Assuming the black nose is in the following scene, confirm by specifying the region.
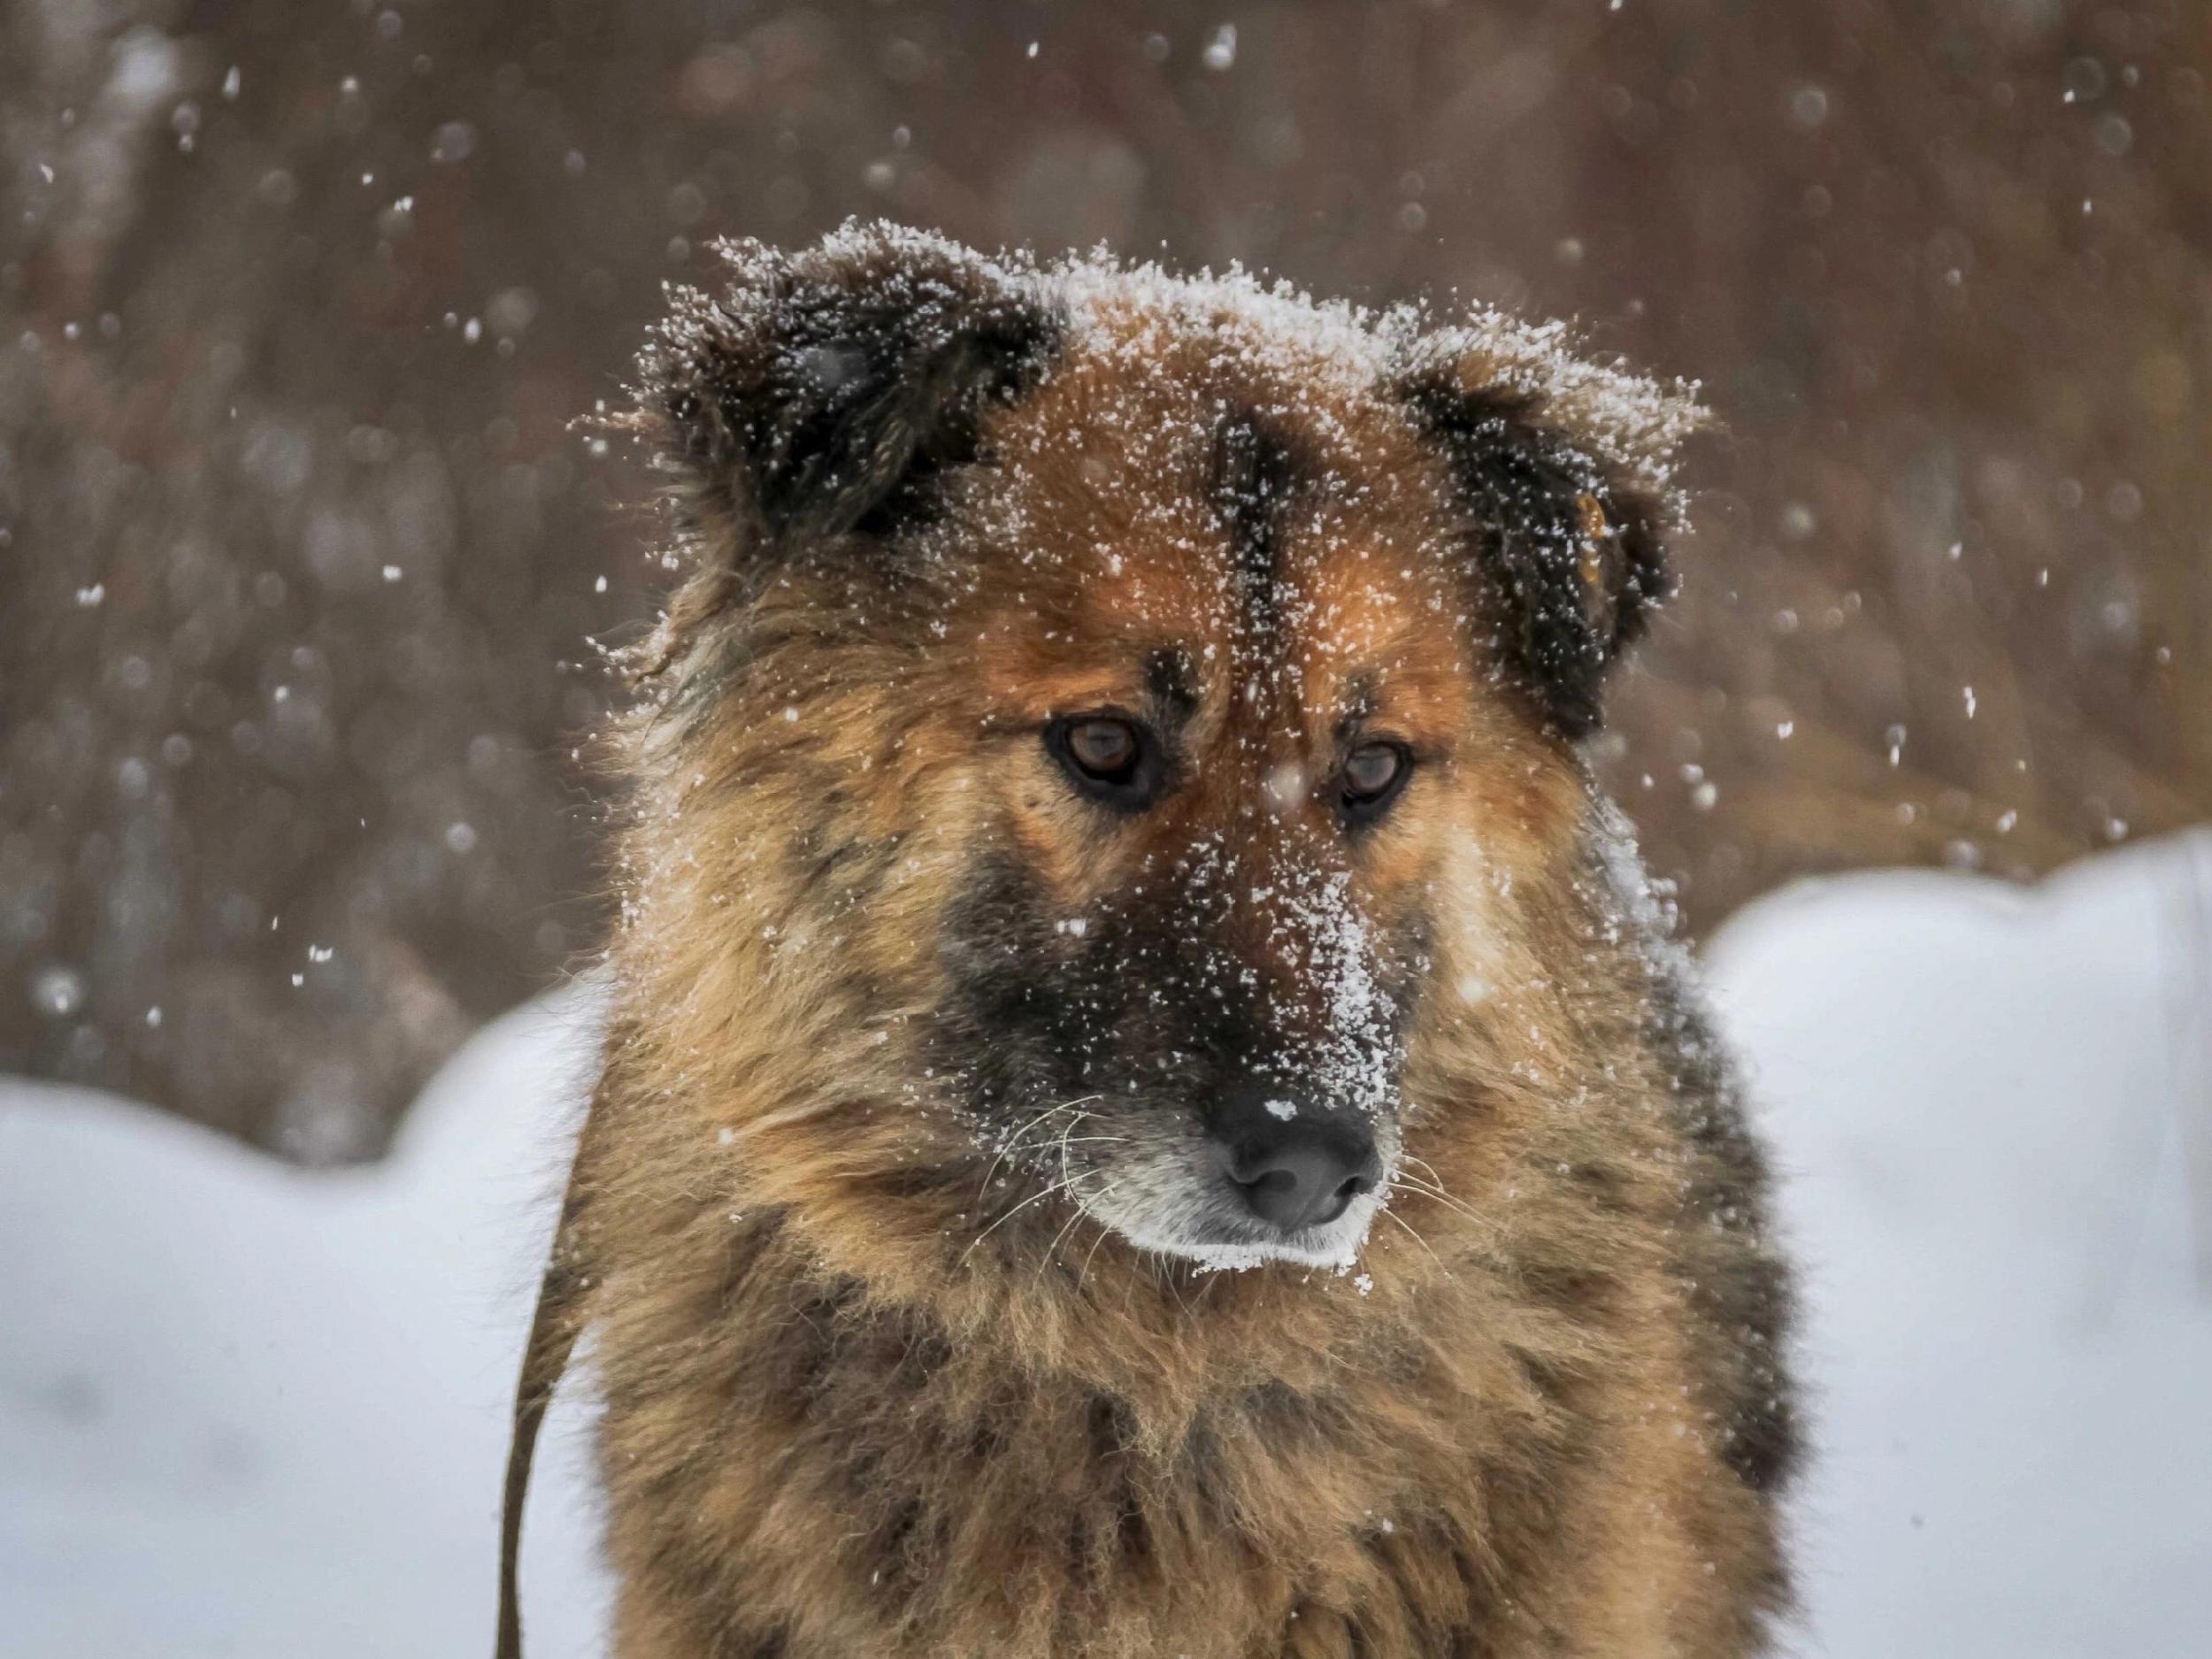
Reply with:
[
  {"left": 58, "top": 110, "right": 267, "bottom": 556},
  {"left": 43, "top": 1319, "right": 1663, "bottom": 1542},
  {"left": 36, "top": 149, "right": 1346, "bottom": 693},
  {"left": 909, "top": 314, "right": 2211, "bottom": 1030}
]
[{"left": 1210, "top": 1095, "right": 1382, "bottom": 1233}]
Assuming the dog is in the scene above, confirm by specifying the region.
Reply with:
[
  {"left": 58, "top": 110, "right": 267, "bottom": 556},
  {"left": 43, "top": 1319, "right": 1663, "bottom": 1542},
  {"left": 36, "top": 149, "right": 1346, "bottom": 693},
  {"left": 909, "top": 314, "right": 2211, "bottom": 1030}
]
[{"left": 496, "top": 221, "right": 1796, "bottom": 1659}]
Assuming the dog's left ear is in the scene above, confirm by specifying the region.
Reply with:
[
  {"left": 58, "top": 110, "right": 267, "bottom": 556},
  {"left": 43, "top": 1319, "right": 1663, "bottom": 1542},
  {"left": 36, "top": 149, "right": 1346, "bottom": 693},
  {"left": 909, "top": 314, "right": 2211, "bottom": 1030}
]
[
  {"left": 1400, "top": 345, "right": 1689, "bottom": 739},
  {"left": 641, "top": 223, "right": 1062, "bottom": 571}
]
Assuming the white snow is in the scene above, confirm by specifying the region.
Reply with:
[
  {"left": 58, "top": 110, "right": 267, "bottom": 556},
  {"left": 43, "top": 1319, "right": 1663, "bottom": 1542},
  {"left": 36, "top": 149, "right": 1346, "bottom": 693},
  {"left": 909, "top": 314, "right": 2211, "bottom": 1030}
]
[
  {"left": 4, "top": 834, "right": 2208, "bottom": 1656},
  {"left": 0, "top": 992, "right": 615, "bottom": 1658},
  {"left": 1704, "top": 830, "right": 2212, "bottom": 1658},
  {"left": 666, "top": 221, "right": 1697, "bottom": 507}
]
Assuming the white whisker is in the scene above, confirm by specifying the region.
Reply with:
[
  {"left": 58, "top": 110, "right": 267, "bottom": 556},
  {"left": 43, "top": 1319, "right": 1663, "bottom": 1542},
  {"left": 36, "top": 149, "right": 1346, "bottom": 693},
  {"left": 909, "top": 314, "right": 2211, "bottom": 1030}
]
[
  {"left": 961, "top": 1171, "right": 1087, "bottom": 1264},
  {"left": 1378, "top": 1202, "right": 1451, "bottom": 1276}
]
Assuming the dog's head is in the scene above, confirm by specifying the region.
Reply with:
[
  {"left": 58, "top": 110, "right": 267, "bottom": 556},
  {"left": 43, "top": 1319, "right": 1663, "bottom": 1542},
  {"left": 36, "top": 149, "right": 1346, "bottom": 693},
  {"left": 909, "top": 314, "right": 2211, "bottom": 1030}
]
[{"left": 626, "top": 224, "right": 1693, "bottom": 1273}]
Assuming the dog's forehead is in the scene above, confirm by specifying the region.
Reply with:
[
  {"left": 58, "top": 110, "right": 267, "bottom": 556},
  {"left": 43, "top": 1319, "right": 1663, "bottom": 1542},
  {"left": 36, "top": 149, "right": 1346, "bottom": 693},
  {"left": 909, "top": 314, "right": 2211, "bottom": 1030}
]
[{"left": 972, "top": 300, "right": 1466, "bottom": 715}]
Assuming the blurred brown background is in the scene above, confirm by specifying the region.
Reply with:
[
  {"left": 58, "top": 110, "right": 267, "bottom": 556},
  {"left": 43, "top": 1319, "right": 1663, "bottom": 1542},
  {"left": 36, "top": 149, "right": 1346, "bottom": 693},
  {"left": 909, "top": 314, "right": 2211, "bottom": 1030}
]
[{"left": 4, "top": 0, "right": 2206, "bottom": 1160}]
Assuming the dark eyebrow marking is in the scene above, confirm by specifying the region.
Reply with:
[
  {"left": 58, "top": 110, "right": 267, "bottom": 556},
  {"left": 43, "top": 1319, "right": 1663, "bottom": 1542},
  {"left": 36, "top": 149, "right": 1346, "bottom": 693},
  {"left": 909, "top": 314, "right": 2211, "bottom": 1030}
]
[
  {"left": 1211, "top": 412, "right": 1299, "bottom": 630},
  {"left": 1333, "top": 672, "right": 1379, "bottom": 743},
  {"left": 1144, "top": 648, "right": 1201, "bottom": 726}
]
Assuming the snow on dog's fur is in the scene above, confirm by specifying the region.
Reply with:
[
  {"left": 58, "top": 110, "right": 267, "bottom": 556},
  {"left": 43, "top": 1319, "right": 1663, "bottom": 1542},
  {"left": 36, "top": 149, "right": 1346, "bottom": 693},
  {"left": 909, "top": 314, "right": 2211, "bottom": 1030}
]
[{"left": 511, "top": 223, "right": 1796, "bottom": 1659}]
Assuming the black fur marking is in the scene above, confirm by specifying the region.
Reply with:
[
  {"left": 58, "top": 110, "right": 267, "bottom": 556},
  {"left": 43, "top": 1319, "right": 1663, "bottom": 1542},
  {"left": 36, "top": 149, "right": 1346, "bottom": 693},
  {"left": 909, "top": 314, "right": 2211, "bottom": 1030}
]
[
  {"left": 1400, "top": 380, "right": 1671, "bottom": 738},
  {"left": 933, "top": 850, "right": 1281, "bottom": 1133},
  {"left": 934, "top": 845, "right": 1422, "bottom": 1191},
  {"left": 1640, "top": 970, "right": 1802, "bottom": 1497},
  {"left": 649, "top": 233, "right": 1064, "bottom": 567},
  {"left": 1142, "top": 647, "right": 1201, "bottom": 727},
  {"left": 1333, "top": 672, "right": 1379, "bottom": 744},
  {"left": 1211, "top": 413, "right": 1299, "bottom": 634}
]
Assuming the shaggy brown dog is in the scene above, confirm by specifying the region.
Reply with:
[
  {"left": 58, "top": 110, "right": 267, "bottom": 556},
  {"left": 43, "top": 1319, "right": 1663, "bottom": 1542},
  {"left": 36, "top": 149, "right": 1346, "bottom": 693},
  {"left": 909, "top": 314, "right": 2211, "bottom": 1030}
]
[{"left": 497, "top": 223, "right": 1796, "bottom": 1659}]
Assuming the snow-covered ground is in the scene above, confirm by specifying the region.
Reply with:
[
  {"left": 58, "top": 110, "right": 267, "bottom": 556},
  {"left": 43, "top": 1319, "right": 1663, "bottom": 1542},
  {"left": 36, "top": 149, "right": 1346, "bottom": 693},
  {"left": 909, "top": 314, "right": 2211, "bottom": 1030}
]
[
  {"left": 4, "top": 834, "right": 2208, "bottom": 1657},
  {"left": 1710, "top": 834, "right": 2212, "bottom": 1658},
  {"left": 0, "top": 995, "right": 616, "bottom": 1658}
]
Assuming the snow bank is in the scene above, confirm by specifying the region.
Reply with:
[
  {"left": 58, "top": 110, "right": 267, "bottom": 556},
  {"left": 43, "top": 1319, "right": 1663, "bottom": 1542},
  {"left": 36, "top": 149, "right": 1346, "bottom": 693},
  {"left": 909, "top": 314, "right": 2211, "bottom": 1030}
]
[
  {"left": 0, "top": 993, "right": 615, "bottom": 1658},
  {"left": 1704, "top": 831, "right": 2212, "bottom": 1659},
  {"left": 4, "top": 834, "right": 2208, "bottom": 1656}
]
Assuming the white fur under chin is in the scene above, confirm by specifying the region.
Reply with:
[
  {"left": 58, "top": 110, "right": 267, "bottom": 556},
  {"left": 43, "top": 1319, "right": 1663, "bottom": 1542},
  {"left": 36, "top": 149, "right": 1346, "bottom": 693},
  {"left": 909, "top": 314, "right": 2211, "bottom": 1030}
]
[{"left": 1078, "top": 1170, "right": 1389, "bottom": 1273}]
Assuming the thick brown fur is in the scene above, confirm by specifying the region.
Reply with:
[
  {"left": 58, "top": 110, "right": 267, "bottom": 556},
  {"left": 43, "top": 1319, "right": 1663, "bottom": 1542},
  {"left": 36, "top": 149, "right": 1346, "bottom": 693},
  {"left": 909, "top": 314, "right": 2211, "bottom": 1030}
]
[{"left": 534, "top": 224, "right": 1794, "bottom": 1659}]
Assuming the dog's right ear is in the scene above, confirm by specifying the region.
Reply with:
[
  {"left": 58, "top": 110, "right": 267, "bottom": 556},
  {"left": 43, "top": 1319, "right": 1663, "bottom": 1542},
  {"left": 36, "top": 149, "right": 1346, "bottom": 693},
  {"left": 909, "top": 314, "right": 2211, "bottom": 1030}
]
[
  {"left": 640, "top": 222, "right": 1062, "bottom": 573},
  {"left": 1394, "top": 327, "right": 1698, "bottom": 741}
]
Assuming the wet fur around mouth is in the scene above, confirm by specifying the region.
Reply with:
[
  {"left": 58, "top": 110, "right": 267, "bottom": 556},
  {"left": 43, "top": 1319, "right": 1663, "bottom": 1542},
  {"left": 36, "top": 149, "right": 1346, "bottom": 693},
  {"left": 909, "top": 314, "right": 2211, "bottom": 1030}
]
[{"left": 502, "top": 223, "right": 1798, "bottom": 1659}]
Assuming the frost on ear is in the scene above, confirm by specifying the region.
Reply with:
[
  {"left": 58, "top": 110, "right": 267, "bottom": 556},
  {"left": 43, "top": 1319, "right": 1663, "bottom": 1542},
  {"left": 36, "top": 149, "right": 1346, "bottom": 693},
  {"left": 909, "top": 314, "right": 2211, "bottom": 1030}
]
[
  {"left": 1399, "top": 323, "right": 1701, "bottom": 739},
  {"left": 637, "top": 221, "right": 1063, "bottom": 569}
]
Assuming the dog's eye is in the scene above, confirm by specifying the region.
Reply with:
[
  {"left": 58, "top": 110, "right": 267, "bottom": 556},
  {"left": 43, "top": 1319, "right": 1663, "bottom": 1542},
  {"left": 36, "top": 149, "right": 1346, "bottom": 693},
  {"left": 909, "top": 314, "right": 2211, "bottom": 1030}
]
[
  {"left": 1340, "top": 741, "right": 1411, "bottom": 824},
  {"left": 1066, "top": 718, "right": 1138, "bottom": 779},
  {"left": 1047, "top": 715, "right": 1165, "bottom": 811}
]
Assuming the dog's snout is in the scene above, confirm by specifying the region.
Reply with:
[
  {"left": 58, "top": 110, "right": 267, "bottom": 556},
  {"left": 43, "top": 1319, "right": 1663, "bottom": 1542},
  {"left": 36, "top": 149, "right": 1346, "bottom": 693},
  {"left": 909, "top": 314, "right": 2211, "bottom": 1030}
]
[{"left": 1210, "top": 1092, "right": 1381, "bottom": 1233}]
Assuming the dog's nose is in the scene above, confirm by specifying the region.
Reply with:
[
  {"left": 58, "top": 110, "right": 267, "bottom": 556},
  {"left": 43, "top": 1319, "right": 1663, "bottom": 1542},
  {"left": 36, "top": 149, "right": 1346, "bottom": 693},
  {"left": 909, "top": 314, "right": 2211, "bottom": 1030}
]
[{"left": 1210, "top": 1097, "right": 1382, "bottom": 1233}]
